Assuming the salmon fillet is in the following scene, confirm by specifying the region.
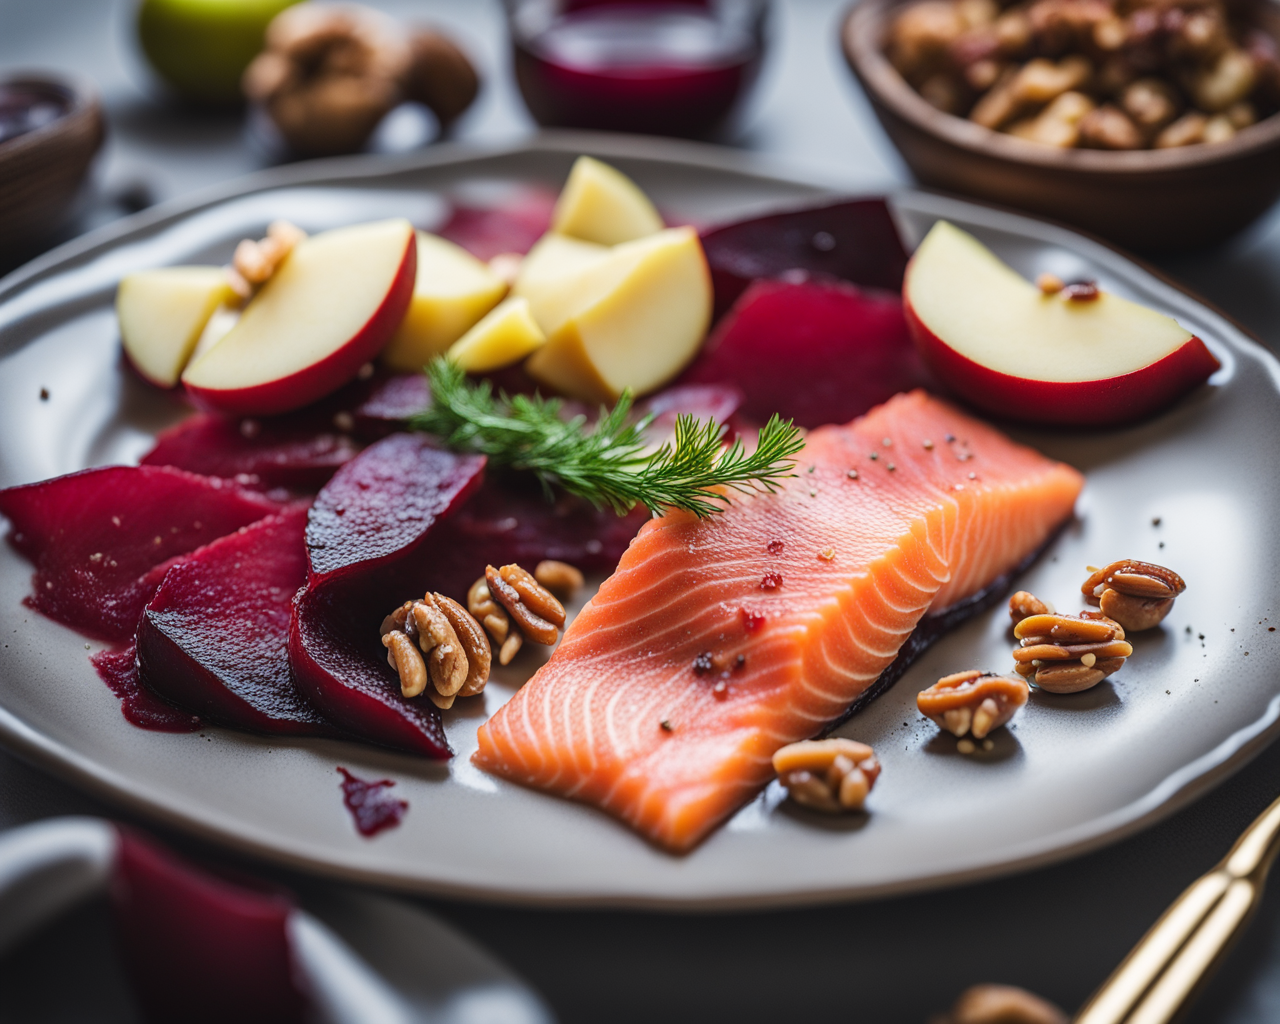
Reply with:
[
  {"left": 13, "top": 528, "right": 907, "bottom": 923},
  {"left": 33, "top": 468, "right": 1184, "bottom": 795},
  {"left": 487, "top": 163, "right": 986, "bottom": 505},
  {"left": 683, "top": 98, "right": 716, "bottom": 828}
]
[{"left": 473, "top": 391, "right": 1084, "bottom": 852}]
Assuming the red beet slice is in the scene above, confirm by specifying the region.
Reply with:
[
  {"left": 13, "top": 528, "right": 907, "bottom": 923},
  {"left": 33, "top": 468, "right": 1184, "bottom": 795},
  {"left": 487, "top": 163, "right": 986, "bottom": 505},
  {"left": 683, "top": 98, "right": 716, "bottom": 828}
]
[
  {"left": 92, "top": 644, "right": 203, "bottom": 732},
  {"left": 112, "top": 830, "right": 306, "bottom": 1024},
  {"left": 677, "top": 278, "right": 931, "bottom": 429},
  {"left": 635, "top": 382, "right": 745, "bottom": 447},
  {"left": 699, "top": 197, "right": 910, "bottom": 320},
  {"left": 438, "top": 189, "right": 557, "bottom": 260},
  {"left": 137, "top": 507, "right": 335, "bottom": 736},
  {"left": 141, "top": 413, "right": 361, "bottom": 491},
  {"left": 0, "top": 466, "right": 281, "bottom": 642},
  {"left": 289, "top": 434, "right": 486, "bottom": 757},
  {"left": 346, "top": 371, "right": 431, "bottom": 438}
]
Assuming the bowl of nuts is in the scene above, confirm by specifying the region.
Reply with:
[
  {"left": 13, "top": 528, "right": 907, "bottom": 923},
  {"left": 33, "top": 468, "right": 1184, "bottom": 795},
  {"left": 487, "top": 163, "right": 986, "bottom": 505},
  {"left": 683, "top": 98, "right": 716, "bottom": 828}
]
[{"left": 841, "top": 0, "right": 1280, "bottom": 250}]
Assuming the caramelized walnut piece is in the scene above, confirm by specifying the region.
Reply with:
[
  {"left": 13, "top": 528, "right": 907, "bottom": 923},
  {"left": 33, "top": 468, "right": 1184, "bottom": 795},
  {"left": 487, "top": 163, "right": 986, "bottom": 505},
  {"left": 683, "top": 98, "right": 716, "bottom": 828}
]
[
  {"left": 918, "top": 670, "right": 1030, "bottom": 738},
  {"left": 773, "top": 739, "right": 882, "bottom": 813},
  {"left": 486, "top": 564, "right": 564, "bottom": 645},
  {"left": 534, "top": 560, "right": 585, "bottom": 600},
  {"left": 1013, "top": 611, "right": 1132, "bottom": 692},
  {"left": 382, "top": 630, "right": 427, "bottom": 698},
  {"left": 942, "top": 983, "right": 1069, "bottom": 1024},
  {"left": 1081, "top": 559, "right": 1185, "bottom": 631},
  {"left": 230, "top": 220, "right": 307, "bottom": 294}
]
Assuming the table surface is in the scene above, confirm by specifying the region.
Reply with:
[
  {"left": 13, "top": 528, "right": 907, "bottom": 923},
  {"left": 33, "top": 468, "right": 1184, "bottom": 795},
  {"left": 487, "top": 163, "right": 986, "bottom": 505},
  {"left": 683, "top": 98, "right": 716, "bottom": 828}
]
[{"left": 3, "top": 2, "right": 1280, "bottom": 1021}]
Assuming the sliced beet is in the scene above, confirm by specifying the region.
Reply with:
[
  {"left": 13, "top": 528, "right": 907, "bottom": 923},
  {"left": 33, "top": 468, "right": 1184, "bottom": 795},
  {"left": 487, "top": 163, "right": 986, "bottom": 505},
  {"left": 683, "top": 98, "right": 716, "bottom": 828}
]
[
  {"left": 92, "top": 644, "right": 203, "bottom": 732},
  {"left": 346, "top": 372, "right": 431, "bottom": 438},
  {"left": 438, "top": 189, "right": 557, "bottom": 260},
  {"left": 112, "top": 830, "right": 306, "bottom": 1024},
  {"left": 0, "top": 466, "right": 281, "bottom": 641},
  {"left": 635, "top": 382, "right": 745, "bottom": 448},
  {"left": 677, "top": 278, "right": 931, "bottom": 429},
  {"left": 289, "top": 434, "right": 486, "bottom": 757},
  {"left": 137, "top": 507, "right": 335, "bottom": 736},
  {"left": 699, "top": 198, "right": 910, "bottom": 320},
  {"left": 141, "top": 413, "right": 361, "bottom": 491}
]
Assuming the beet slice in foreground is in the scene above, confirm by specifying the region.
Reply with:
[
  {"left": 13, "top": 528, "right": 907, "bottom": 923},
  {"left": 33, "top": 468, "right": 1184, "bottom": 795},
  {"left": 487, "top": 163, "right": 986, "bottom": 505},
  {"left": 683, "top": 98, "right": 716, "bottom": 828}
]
[
  {"left": 289, "top": 434, "right": 486, "bottom": 758},
  {"left": 699, "top": 197, "right": 910, "bottom": 321},
  {"left": 137, "top": 507, "right": 335, "bottom": 736},
  {"left": 0, "top": 466, "right": 281, "bottom": 642},
  {"left": 678, "top": 278, "right": 931, "bottom": 429},
  {"left": 141, "top": 413, "right": 362, "bottom": 492},
  {"left": 112, "top": 830, "right": 306, "bottom": 1024}
]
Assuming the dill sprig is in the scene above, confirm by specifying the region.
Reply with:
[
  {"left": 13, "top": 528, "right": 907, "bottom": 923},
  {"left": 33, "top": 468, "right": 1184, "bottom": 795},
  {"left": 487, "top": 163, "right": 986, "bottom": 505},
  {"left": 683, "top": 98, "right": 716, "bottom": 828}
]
[{"left": 412, "top": 358, "right": 804, "bottom": 518}]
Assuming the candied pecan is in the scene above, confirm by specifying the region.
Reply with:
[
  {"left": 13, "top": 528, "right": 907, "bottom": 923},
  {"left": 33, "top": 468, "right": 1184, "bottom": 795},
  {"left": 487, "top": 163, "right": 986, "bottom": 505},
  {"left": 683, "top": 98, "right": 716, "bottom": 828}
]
[
  {"left": 467, "top": 577, "right": 510, "bottom": 644},
  {"left": 534, "top": 559, "right": 585, "bottom": 600},
  {"left": 1082, "top": 559, "right": 1185, "bottom": 631},
  {"left": 1078, "top": 104, "right": 1144, "bottom": 148},
  {"left": 1013, "top": 611, "right": 1132, "bottom": 692},
  {"left": 486, "top": 564, "right": 564, "bottom": 645},
  {"left": 773, "top": 738, "right": 881, "bottom": 813},
  {"left": 918, "top": 670, "right": 1030, "bottom": 738},
  {"left": 1120, "top": 77, "right": 1180, "bottom": 130},
  {"left": 1155, "top": 111, "right": 1208, "bottom": 147},
  {"left": 1008, "top": 90, "right": 1096, "bottom": 147},
  {"left": 888, "top": 1, "right": 968, "bottom": 81},
  {"left": 413, "top": 596, "right": 468, "bottom": 698},
  {"left": 1010, "top": 590, "right": 1052, "bottom": 624},
  {"left": 432, "top": 593, "right": 491, "bottom": 698},
  {"left": 1190, "top": 48, "right": 1256, "bottom": 112}
]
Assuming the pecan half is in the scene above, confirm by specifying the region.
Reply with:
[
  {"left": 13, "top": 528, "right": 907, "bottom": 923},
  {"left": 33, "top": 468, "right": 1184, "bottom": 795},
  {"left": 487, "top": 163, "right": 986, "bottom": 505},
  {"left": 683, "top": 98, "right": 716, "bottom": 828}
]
[
  {"left": 486, "top": 563, "right": 564, "bottom": 645},
  {"left": 534, "top": 559, "right": 584, "bottom": 600},
  {"left": 1082, "top": 559, "right": 1185, "bottom": 631},
  {"left": 1008, "top": 590, "right": 1050, "bottom": 625},
  {"left": 1013, "top": 611, "right": 1131, "bottom": 693},
  {"left": 467, "top": 577, "right": 510, "bottom": 644},
  {"left": 918, "top": 670, "right": 1029, "bottom": 738},
  {"left": 413, "top": 596, "right": 468, "bottom": 698},
  {"left": 382, "top": 630, "right": 427, "bottom": 698},
  {"left": 380, "top": 592, "right": 491, "bottom": 706},
  {"left": 773, "top": 738, "right": 881, "bottom": 813},
  {"left": 432, "top": 592, "right": 491, "bottom": 698}
]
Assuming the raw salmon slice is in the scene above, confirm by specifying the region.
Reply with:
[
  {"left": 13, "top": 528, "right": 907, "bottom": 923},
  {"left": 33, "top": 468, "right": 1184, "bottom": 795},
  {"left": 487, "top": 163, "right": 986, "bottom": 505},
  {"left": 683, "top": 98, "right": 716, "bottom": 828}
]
[{"left": 473, "top": 391, "right": 1084, "bottom": 852}]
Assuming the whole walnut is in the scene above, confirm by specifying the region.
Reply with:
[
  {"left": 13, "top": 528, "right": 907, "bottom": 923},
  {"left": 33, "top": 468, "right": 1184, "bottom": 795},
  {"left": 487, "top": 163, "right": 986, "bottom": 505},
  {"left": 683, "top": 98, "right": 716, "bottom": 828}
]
[{"left": 243, "top": 2, "right": 479, "bottom": 157}]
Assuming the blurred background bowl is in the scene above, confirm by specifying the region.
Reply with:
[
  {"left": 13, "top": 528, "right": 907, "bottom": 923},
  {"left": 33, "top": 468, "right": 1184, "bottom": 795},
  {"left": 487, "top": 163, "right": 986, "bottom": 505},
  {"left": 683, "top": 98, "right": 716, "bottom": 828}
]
[
  {"left": 0, "top": 73, "right": 105, "bottom": 259},
  {"left": 841, "top": 0, "right": 1280, "bottom": 252}
]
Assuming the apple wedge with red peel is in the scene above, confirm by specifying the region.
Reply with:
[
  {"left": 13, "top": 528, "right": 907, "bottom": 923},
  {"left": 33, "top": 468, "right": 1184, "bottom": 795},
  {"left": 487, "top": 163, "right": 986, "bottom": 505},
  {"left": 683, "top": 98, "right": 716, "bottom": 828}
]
[
  {"left": 117, "top": 267, "right": 237, "bottom": 388},
  {"left": 905, "top": 221, "right": 1220, "bottom": 427},
  {"left": 182, "top": 219, "right": 416, "bottom": 417}
]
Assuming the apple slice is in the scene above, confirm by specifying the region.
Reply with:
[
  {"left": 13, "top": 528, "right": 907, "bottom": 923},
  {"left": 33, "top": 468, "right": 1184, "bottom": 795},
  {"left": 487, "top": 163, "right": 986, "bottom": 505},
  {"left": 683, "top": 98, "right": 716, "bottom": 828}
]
[
  {"left": 512, "top": 232, "right": 610, "bottom": 327},
  {"left": 447, "top": 296, "right": 546, "bottom": 373},
  {"left": 182, "top": 218, "right": 416, "bottom": 416},
  {"left": 524, "top": 226, "right": 713, "bottom": 403},
  {"left": 551, "top": 156, "right": 664, "bottom": 246},
  {"left": 117, "top": 267, "right": 237, "bottom": 387},
  {"left": 380, "top": 231, "right": 509, "bottom": 371},
  {"left": 905, "top": 221, "right": 1220, "bottom": 426}
]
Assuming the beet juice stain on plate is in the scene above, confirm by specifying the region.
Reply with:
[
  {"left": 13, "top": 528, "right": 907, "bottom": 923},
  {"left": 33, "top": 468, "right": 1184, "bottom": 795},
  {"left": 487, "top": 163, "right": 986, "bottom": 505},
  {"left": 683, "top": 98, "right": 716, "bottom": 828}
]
[
  {"left": 337, "top": 767, "right": 408, "bottom": 837},
  {"left": 507, "top": 0, "right": 769, "bottom": 138}
]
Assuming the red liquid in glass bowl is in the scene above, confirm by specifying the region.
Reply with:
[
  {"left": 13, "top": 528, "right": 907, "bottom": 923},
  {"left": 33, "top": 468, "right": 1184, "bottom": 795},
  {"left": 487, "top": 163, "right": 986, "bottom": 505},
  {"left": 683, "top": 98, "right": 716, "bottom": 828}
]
[{"left": 509, "top": 0, "right": 767, "bottom": 138}]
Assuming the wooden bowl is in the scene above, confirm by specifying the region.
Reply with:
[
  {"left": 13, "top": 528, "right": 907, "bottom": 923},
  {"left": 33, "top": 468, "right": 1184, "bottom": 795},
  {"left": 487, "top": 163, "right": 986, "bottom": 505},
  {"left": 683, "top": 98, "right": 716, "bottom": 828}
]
[
  {"left": 0, "top": 74, "right": 105, "bottom": 257},
  {"left": 841, "top": 0, "right": 1280, "bottom": 252}
]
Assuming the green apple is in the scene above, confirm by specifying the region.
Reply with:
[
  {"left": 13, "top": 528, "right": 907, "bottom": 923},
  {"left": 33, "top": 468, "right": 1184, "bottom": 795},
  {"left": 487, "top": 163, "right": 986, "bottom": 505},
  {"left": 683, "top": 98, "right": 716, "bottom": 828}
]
[{"left": 137, "top": 0, "right": 300, "bottom": 103}]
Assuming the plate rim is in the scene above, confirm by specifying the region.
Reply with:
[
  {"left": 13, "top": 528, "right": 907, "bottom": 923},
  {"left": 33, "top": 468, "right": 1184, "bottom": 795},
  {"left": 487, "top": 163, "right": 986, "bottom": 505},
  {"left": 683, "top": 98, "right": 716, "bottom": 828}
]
[{"left": 1, "top": 134, "right": 1278, "bottom": 911}]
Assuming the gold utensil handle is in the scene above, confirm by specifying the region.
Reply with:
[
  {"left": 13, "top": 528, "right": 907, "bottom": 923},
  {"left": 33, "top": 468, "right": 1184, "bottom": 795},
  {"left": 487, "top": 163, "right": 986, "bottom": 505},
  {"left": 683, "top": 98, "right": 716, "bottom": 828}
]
[{"left": 1074, "top": 794, "right": 1280, "bottom": 1024}]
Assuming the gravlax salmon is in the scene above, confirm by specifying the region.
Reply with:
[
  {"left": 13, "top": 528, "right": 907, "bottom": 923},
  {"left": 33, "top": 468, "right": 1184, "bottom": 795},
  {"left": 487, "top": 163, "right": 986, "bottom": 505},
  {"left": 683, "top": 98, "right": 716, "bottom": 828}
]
[{"left": 473, "top": 390, "right": 1084, "bottom": 852}]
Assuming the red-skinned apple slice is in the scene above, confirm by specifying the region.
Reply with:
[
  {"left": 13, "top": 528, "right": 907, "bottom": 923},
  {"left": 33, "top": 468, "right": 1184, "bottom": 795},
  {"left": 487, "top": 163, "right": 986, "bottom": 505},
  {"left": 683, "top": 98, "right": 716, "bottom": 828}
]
[
  {"left": 182, "top": 219, "right": 416, "bottom": 416},
  {"left": 905, "top": 221, "right": 1220, "bottom": 427}
]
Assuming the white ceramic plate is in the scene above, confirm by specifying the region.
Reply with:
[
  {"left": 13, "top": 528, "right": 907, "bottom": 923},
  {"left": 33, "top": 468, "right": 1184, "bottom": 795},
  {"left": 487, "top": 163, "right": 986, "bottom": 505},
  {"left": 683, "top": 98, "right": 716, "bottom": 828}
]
[{"left": 1, "top": 136, "right": 1277, "bottom": 909}]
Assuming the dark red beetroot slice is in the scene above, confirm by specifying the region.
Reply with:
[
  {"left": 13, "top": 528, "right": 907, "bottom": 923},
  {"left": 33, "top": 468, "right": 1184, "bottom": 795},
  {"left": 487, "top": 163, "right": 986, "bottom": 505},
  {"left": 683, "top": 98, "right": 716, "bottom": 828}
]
[
  {"left": 346, "top": 371, "right": 430, "bottom": 438},
  {"left": 0, "top": 466, "right": 281, "bottom": 642},
  {"left": 289, "top": 434, "right": 486, "bottom": 757},
  {"left": 677, "top": 278, "right": 931, "bottom": 429},
  {"left": 141, "top": 413, "right": 361, "bottom": 491},
  {"left": 112, "top": 830, "right": 306, "bottom": 1024},
  {"left": 93, "top": 644, "right": 203, "bottom": 732},
  {"left": 699, "top": 197, "right": 910, "bottom": 321},
  {"left": 137, "top": 507, "right": 335, "bottom": 736},
  {"left": 438, "top": 188, "right": 557, "bottom": 260}
]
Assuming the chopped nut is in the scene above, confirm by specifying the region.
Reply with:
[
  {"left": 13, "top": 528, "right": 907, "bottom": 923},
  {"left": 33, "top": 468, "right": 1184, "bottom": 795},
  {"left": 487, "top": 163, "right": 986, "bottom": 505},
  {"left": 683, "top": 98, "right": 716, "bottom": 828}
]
[
  {"left": 1035, "top": 273, "right": 1065, "bottom": 295},
  {"left": 1082, "top": 559, "right": 1185, "bottom": 631},
  {"left": 1226, "top": 101, "right": 1257, "bottom": 129},
  {"left": 487, "top": 564, "right": 564, "bottom": 645},
  {"left": 230, "top": 220, "right": 307, "bottom": 293},
  {"left": 1190, "top": 48, "right": 1256, "bottom": 113},
  {"left": 1203, "top": 114, "right": 1237, "bottom": 143},
  {"left": 383, "top": 629, "right": 427, "bottom": 698},
  {"left": 773, "top": 738, "right": 881, "bottom": 813},
  {"left": 918, "top": 670, "right": 1030, "bottom": 738},
  {"left": 1007, "top": 90, "right": 1095, "bottom": 148},
  {"left": 1120, "top": 78, "right": 1180, "bottom": 130},
  {"left": 1078, "top": 105, "right": 1143, "bottom": 149},
  {"left": 534, "top": 559, "right": 584, "bottom": 600},
  {"left": 1009, "top": 590, "right": 1051, "bottom": 623},
  {"left": 499, "top": 630, "right": 523, "bottom": 666},
  {"left": 1155, "top": 112, "right": 1208, "bottom": 148},
  {"left": 943, "top": 983, "right": 1069, "bottom": 1024}
]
